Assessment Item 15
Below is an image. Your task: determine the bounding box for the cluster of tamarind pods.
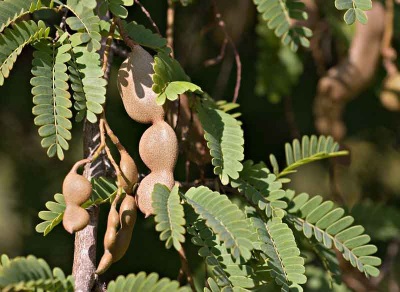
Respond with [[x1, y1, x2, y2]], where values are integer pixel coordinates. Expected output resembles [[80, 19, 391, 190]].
[[61, 44, 179, 274]]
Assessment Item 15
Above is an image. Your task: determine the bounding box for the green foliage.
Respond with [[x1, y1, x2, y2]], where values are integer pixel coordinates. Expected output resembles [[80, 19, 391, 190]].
[[255, 22, 303, 103], [125, 22, 168, 50], [152, 184, 186, 251], [67, 45, 107, 122], [197, 100, 244, 185], [98, 0, 134, 19], [0, 254, 74, 292], [285, 191, 381, 277], [252, 217, 307, 291], [188, 216, 267, 290], [0, 0, 44, 33], [31, 39, 73, 160], [184, 186, 254, 260], [55, 0, 101, 51], [335, 0, 372, 24], [253, 0, 312, 51], [0, 20, 49, 86], [269, 135, 349, 178], [156, 81, 202, 105], [151, 52, 202, 105], [107, 272, 190, 292], [231, 160, 288, 218], [36, 177, 117, 235]]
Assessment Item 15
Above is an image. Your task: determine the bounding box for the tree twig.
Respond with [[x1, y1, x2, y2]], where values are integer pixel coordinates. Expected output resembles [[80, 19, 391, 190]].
[[210, 0, 242, 103], [381, 0, 398, 76], [204, 38, 228, 67], [135, 0, 161, 34], [177, 247, 196, 291], [167, 0, 175, 57], [115, 17, 137, 50]]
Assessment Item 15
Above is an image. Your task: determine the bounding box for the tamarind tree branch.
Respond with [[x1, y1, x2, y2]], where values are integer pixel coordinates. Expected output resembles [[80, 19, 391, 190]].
[[177, 247, 196, 291], [115, 17, 137, 50]]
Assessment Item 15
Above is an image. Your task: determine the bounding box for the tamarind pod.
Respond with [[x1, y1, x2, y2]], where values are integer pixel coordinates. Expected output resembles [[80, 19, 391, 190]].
[[62, 205, 90, 234], [136, 171, 174, 217], [96, 251, 113, 275], [139, 120, 178, 172], [119, 194, 137, 228], [103, 205, 120, 249], [380, 74, 400, 111], [63, 172, 92, 205], [117, 45, 164, 124], [112, 226, 135, 262], [119, 150, 138, 193]]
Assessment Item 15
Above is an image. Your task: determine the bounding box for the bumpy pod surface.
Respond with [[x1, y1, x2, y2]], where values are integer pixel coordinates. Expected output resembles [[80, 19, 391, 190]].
[[62, 164, 92, 233], [117, 45, 179, 217], [119, 150, 138, 193], [117, 45, 164, 124]]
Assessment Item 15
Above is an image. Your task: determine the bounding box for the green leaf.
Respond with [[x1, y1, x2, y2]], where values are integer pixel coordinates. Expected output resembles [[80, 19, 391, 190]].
[[252, 217, 306, 291], [184, 186, 254, 260], [0, 0, 44, 33], [152, 184, 186, 251], [0, 254, 74, 291], [231, 160, 287, 218], [0, 20, 49, 86], [156, 81, 202, 105], [197, 101, 244, 185], [36, 178, 117, 235], [31, 39, 73, 160], [125, 21, 168, 50], [107, 272, 190, 292], [286, 192, 381, 278], [270, 135, 348, 178], [253, 0, 312, 51], [335, 0, 372, 24]]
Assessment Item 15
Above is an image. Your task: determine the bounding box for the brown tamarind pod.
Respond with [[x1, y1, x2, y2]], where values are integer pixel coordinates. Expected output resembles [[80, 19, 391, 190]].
[[63, 167, 92, 205], [96, 195, 137, 274], [119, 150, 138, 194], [136, 171, 174, 217], [139, 120, 178, 172], [117, 45, 164, 124], [62, 160, 92, 233], [62, 205, 90, 234], [380, 74, 400, 112]]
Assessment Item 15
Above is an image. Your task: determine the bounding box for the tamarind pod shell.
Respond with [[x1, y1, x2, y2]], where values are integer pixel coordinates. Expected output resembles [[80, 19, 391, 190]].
[[112, 227, 134, 262], [136, 171, 174, 217], [119, 194, 137, 228], [139, 121, 178, 172], [96, 251, 113, 275], [62, 205, 90, 234], [104, 206, 120, 248], [120, 151, 138, 193], [63, 173, 92, 205], [117, 45, 164, 124]]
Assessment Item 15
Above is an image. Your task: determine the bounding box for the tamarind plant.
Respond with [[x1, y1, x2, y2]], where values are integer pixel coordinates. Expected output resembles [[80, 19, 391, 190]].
[[0, 0, 390, 291]]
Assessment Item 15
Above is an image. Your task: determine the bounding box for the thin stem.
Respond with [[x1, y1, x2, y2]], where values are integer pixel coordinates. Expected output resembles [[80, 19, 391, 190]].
[[178, 247, 196, 291], [135, 0, 161, 34], [204, 38, 228, 67], [381, 0, 398, 76], [211, 0, 242, 103], [115, 17, 137, 50], [167, 0, 175, 57], [102, 18, 116, 73]]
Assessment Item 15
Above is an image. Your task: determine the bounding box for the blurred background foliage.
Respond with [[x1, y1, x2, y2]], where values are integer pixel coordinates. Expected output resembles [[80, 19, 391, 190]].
[[0, 0, 399, 291]]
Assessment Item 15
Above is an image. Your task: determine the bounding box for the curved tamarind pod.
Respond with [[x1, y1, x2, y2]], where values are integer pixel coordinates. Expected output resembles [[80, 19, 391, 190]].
[[119, 150, 138, 193], [380, 74, 400, 111], [96, 195, 137, 274], [139, 121, 178, 172], [117, 45, 164, 124], [113, 195, 137, 261], [63, 205, 90, 234], [136, 171, 174, 217], [96, 251, 113, 275]]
